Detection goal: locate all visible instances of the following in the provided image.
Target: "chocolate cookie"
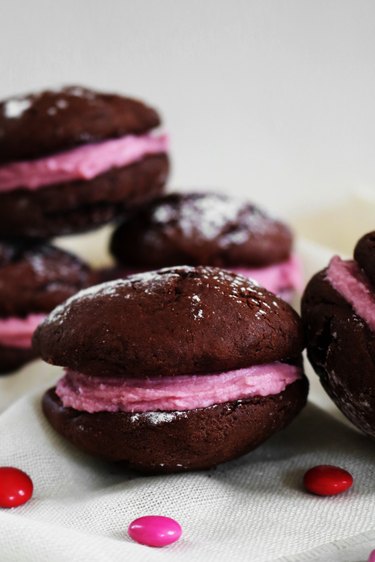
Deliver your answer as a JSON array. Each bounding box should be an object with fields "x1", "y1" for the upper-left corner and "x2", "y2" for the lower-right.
[
  {"x1": 0, "y1": 86, "x2": 161, "y2": 163},
  {"x1": 0, "y1": 239, "x2": 92, "y2": 374},
  {"x1": 0, "y1": 346, "x2": 36, "y2": 375},
  {"x1": 35, "y1": 266, "x2": 308, "y2": 473},
  {"x1": 301, "y1": 231, "x2": 375, "y2": 438},
  {"x1": 0, "y1": 155, "x2": 168, "y2": 238},
  {"x1": 35, "y1": 267, "x2": 304, "y2": 377},
  {"x1": 0, "y1": 86, "x2": 169, "y2": 237},
  {"x1": 109, "y1": 192, "x2": 302, "y2": 300}
]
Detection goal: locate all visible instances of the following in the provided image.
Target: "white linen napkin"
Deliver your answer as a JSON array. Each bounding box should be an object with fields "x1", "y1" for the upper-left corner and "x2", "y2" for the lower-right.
[
  {"x1": 0, "y1": 392, "x2": 374, "y2": 562},
  {"x1": 0, "y1": 221, "x2": 374, "y2": 562}
]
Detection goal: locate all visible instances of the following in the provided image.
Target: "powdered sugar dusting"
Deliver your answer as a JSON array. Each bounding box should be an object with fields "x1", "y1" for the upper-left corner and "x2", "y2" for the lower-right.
[
  {"x1": 46, "y1": 99, "x2": 68, "y2": 117},
  {"x1": 130, "y1": 411, "x2": 188, "y2": 425},
  {"x1": 195, "y1": 266, "x2": 279, "y2": 314},
  {"x1": 151, "y1": 193, "x2": 270, "y2": 245},
  {"x1": 67, "y1": 86, "x2": 96, "y2": 99},
  {"x1": 56, "y1": 99, "x2": 69, "y2": 109},
  {"x1": 44, "y1": 266, "x2": 281, "y2": 331},
  {"x1": 4, "y1": 98, "x2": 31, "y2": 119},
  {"x1": 44, "y1": 270, "x2": 183, "y2": 324},
  {"x1": 45, "y1": 278, "x2": 129, "y2": 324},
  {"x1": 190, "y1": 293, "x2": 204, "y2": 320}
]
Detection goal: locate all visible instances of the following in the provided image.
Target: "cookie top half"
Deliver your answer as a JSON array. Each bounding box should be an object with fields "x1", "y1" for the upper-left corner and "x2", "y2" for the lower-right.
[
  {"x1": 301, "y1": 230, "x2": 375, "y2": 382},
  {"x1": 353, "y1": 231, "x2": 375, "y2": 289},
  {"x1": 0, "y1": 240, "x2": 92, "y2": 317},
  {"x1": 110, "y1": 192, "x2": 293, "y2": 268},
  {"x1": 33, "y1": 266, "x2": 304, "y2": 378},
  {"x1": 0, "y1": 86, "x2": 161, "y2": 163},
  {"x1": 303, "y1": 230, "x2": 375, "y2": 318}
]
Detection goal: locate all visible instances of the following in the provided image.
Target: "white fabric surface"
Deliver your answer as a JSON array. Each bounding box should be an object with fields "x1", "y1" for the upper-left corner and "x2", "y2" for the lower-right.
[{"x1": 0, "y1": 221, "x2": 374, "y2": 562}]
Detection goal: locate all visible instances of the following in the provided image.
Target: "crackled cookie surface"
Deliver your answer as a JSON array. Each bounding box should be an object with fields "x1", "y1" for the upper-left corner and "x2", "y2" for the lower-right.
[{"x1": 109, "y1": 192, "x2": 302, "y2": 300}]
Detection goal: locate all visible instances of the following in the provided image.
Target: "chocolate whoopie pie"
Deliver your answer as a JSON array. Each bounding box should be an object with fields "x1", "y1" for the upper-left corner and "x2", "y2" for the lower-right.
[
  {"x1": 0, "y1": 239, "x2": 92, "y2": 373},
  {"x1": 302, "y1": 231, "x2": 375, "y2": 438},
  {"x1": 109, "y1": 192, "x2": 302, "y2": 301},
  {"x1": 35, "y1": 266, "x2": 308, "y2": 473},
  {"x1": 0, "y1": 86, "x2": 169, "y2": 237}
]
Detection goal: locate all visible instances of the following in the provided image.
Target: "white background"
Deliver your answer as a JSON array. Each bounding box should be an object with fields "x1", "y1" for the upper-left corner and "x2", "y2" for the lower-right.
[{"x1": 1, "y1": 0, "x2": 375, "y2": 220}]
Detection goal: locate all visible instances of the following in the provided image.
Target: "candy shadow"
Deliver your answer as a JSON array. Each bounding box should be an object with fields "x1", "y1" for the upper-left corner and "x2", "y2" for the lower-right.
[{"x1": 209, "y1": 402, "x2": 375, "y2": 492}]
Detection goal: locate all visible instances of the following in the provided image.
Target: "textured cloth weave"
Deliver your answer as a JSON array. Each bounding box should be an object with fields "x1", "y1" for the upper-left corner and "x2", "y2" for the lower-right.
[{"x1": 0, "y1": 237, "x2": 374, "y2": 562}]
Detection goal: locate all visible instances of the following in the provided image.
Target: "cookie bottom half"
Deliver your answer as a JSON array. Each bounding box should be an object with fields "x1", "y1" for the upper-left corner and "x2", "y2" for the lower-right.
[
  {"x1": 42, "y1": 377, "x2": 308, "y2": 473},
  {"x1": 0, "y1": 154, "x2": 169, "y2": 238}
]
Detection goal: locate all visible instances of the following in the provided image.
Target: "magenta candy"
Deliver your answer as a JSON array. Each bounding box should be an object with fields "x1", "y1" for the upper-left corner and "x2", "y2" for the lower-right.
[
  {"x1": 128, "y1": 515, "x2": 182, "y2": 547},
  {"x1": 368, "y1": 550, "x2": 375, "y2": 562}
]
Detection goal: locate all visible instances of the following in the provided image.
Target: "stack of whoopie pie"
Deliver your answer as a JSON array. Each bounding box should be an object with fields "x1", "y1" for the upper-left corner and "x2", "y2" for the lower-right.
[
  {"x1": 0, "y1": 85, "x2": 169, "y2": 372},
  {"x1": 2, "y1": 83, "x2": 309, "y2": 474}
]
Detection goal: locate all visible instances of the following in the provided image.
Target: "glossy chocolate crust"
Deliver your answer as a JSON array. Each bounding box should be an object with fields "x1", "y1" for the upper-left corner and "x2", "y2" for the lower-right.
[
  {"x1": 0, "y1": 239, "x2": 91, "y2": 317},
  {"x1": 42, "y1": 377, "x2": 308, "y2": 473},
  {"x1": 0, "y1": 345, "x2": 37, "y2": 375},
  {"x1": 110, "y1": 192, "x2": 293, "y2": 268},
  {"x1": 0, "y1": 154, "x2": 169, "y2": 238},
  {"x1": 0, "y1": 86, "x2": 161, "y2": 163},
  {"x1": 34, "y1": 266, "x2": 304, "y2": 378},
  {"x1": 301, "y1": 268, "x2": 375, "y2": 438},
  {"x1": 354, "y1": 231, "x2": 375, "y2": 289}
]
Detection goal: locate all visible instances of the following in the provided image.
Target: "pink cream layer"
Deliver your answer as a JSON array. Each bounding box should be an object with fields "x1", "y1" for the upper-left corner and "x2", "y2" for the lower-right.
[
  {"x1": 56, "y1": 362, "x2": 301, "y2": 413},
  {"x1": 0, "y1": 133, "x2": 168, "y2": 192},
  {"x1": 229, "y1": 253, "x2": 303, "y2": 298},
  {"x1": 0, "y1": 313, "x2": 46, "y2": 348},
  {"x1": 326, "y1": 255, "x2": 375, "y2": 331}
]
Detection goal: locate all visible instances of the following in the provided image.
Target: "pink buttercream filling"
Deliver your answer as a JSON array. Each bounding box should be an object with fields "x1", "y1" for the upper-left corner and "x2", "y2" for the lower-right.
[
  {"x1": 229, "y1": 253, "x2": 303, "y2": 297},
  {"x1": 56, "y1": 362, "x2": 301, "y2": 414},
  {"x1": 0, "y1": 133, "x2": 168, "y2": 191},
  {"x1": 326, "y1": 255, "x2": 375, "y2": 331},
  {"x1": 0, "y1": 313, "x2": 46, "y2": 348}
]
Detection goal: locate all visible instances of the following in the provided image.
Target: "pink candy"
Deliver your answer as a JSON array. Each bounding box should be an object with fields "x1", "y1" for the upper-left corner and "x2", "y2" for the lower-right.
[
  {"x1": 369, "y1": 551, "x2": 375, "y2": 562},
  {"x1": 128, "y1": 515, "x2": 182, "y2": 547}
]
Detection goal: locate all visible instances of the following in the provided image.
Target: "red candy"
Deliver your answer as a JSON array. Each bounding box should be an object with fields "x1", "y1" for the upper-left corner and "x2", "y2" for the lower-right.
[
  {"x1": 0, "y1": 467, "x2": 33, "y2": 508},
  {"x1": 303, "y1": 465, "x2": 353, "y2": 496},
  {"x1": 128, "y1": 515, "x2": 182, "y2": 547}
]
